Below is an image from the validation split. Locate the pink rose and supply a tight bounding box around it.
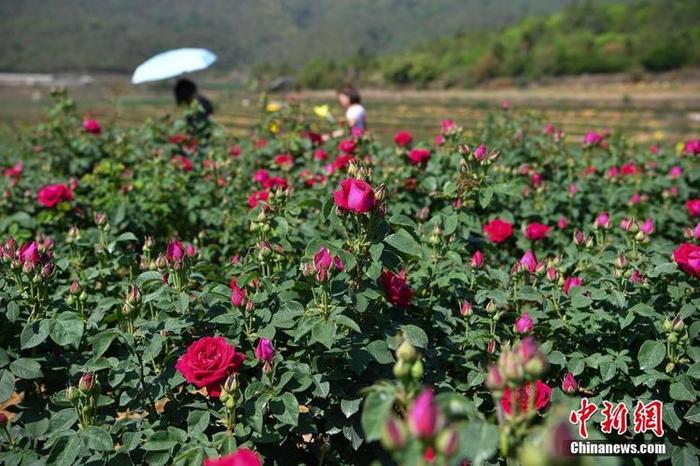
[166,240,184,263]
[247,190,269,209]
[519,250,537,273]
[230,278,248,307]
[673,243,700,279]
[394,130,413,147]
[175,336,245,397]
[333,178,376,214]
[557,216,569,229]
[83,118,101,134]
[683,139,700,155]
[561,372,578,394]
[37,184,73,208]
[407,148,431,165]
[563,276,583,295]
[379,270,413,307]
[204,448,262,466]
[515,312,534,334]
[473,144,487,161]
[338,139,356,154]
[482,218,513,243]
[500,380,551,415]
[594,212,610,229]
[525,223,550,241]
[470,250,484,268]
[686,199,700,217]
[254,338,275,362]
[18,241,40,266]
[274,153,294,168]
[408,389,439,438]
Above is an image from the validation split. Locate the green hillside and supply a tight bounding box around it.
[0,0,587,72]
[285,0,700,88]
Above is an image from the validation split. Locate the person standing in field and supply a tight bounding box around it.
[174,78,214,138]
[337,84,366,133]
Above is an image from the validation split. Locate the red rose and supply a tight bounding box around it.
[333,178,376,213]
[171,155,193,172]
[274,153,294,168]
[175,336,245,398]
[248,190,269,209]
[482,218,513,243]
[407,148,431,165]
[673,243,700,279]
[204,448,261,466]
[379,270,413,307]
[687,199,700,217]
[394,130,413,147]
[338,139,356,154]
[500,380,551,415]
[230,145,241,157]
[37,184,73,208]
[83,118,101,134]
[524,223,551,241]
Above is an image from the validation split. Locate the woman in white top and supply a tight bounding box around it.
[337,84,366,132]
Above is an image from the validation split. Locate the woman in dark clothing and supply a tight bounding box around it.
[174,78,214,138]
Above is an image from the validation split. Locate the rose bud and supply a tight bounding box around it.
[470,250,485,268]
[408,389,440,439]
[396,341,417,363]
[487,339,497,354]
[254,338,275,363]
[436,428,458,457]
[381,417,407,451]
[561,372,578,394]
[460,301,473,316]
[69,280,80,294]
[486,365,505,391]
[546,267,558,282]
[615,254,626,269]
[515,312,534,334]
[78,373,95,394]
[485,300,497,314]
[573,230,586,246]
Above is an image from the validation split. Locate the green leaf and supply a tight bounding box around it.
[92,329,120,358]
[81,426,113,451]
[143,431,178,451]
[0,370,15,402]
[311,321,336,349]
[341,398,362,418]
[50,312,85,348]
[384,229,421,258]
[685,403,700,423]
[187,410,211,436]
[333,314,360,333]
[20,319,50,349]
[671,446,699,466]
[361,391,395,441]
[55,435,82,466]
[637,340,666,370]
[9,358,43,379]
[457,420,499,465]
[670,376,696,401]
[271,392,299,426]
[402,324,428,348]
[366,340,394,364]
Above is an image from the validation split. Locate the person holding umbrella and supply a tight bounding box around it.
[174,78,214,138]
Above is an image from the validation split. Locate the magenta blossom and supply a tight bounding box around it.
[563,276,583,295]
[594,212,610,229]
[254,338,275,362]
[408,389,440,439]
[519,250,537,274]
[515,312,534,334]
[470,250,484,268]
[561,372,578,394]
[640,218,655,236]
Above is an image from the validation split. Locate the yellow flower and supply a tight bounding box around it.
[266,102,281,113]
[269,121,280,134]
[314,105,330,119]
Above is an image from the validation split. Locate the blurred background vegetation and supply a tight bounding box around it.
[2,0,698,90]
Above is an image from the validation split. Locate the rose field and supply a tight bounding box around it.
[0,90,699,466]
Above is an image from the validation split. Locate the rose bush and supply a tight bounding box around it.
[0,89,697,465]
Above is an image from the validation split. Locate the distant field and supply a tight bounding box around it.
[1,74,699,147]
